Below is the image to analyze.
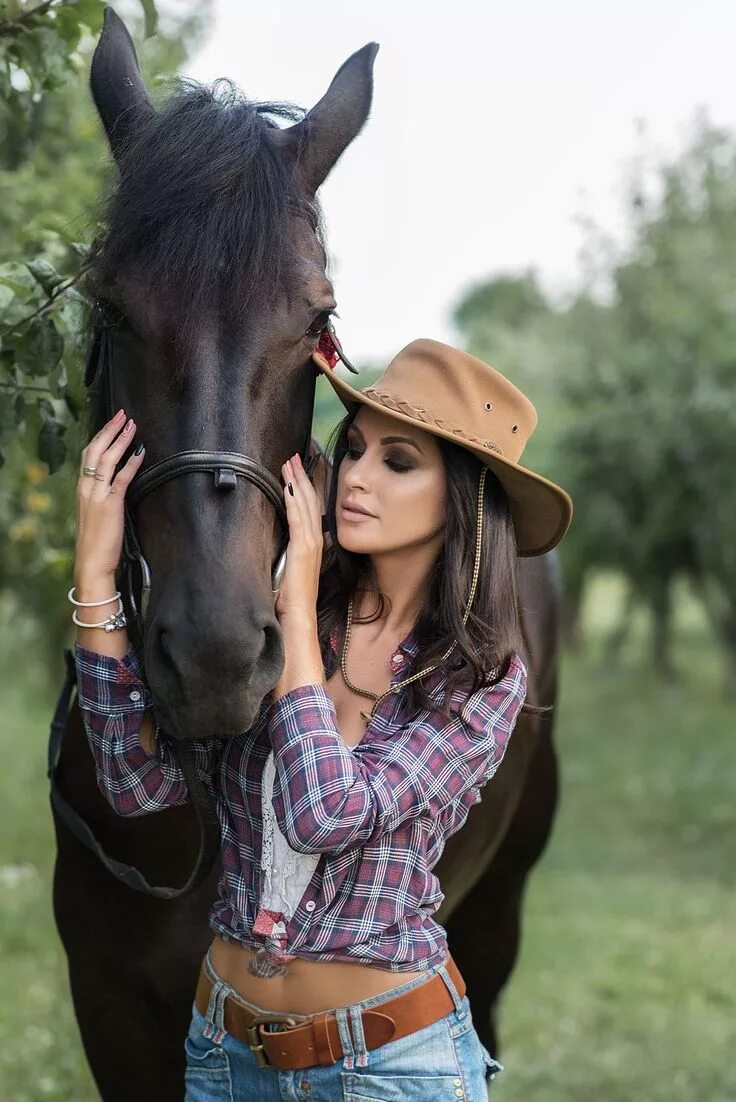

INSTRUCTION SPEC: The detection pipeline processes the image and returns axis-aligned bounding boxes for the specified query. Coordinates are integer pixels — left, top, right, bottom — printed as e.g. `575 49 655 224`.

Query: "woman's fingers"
80 408 127 471
283 454 322 544
282 458 305 534
111 442 146 493
91 418 138 487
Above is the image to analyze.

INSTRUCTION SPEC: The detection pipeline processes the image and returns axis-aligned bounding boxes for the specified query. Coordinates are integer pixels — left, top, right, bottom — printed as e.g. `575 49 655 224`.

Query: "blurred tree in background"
0 0 211 675
454 116 736 687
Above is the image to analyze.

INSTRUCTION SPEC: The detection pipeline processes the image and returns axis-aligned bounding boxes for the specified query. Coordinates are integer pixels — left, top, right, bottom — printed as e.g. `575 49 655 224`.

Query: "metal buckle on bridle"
245 1014 299 1069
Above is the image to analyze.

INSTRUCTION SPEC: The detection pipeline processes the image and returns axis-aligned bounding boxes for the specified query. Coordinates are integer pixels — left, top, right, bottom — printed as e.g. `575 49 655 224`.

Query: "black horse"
51 10 564 1100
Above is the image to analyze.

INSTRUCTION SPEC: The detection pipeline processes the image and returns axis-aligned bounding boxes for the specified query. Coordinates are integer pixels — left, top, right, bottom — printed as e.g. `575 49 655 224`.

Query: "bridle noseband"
85 302 356 637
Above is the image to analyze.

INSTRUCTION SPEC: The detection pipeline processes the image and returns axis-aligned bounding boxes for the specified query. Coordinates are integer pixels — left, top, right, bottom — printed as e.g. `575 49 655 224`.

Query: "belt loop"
436 963 464 1013
203 979 229 1044
348 1005 370 1068
335 1007 356 1070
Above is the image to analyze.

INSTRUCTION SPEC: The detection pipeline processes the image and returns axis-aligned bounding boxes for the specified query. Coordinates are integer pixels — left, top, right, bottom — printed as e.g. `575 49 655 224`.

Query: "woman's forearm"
73 570 130 659
272 612 324 700
73 570 155 751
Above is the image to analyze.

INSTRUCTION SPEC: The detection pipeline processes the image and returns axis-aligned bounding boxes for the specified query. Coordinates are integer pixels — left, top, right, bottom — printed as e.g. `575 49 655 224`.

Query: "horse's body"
51 10 563 1099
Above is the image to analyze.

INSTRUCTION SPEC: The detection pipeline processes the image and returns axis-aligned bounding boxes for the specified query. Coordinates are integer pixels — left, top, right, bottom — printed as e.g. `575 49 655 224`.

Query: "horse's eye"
306 310 334 338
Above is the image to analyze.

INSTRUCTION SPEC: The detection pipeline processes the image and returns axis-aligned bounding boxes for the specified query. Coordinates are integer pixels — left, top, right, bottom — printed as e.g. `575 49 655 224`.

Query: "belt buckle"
246 1014 298 1069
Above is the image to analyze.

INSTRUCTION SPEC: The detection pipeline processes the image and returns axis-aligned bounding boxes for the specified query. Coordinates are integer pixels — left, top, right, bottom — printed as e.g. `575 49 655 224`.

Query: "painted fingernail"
287 459 294 476
115 409 125 421
288 482 294 496
134 442 144 455
295 453 303 469
124 418 134 430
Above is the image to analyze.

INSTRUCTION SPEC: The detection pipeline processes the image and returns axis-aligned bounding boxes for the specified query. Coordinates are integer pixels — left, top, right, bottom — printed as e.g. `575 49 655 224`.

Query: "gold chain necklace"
339 467 487 725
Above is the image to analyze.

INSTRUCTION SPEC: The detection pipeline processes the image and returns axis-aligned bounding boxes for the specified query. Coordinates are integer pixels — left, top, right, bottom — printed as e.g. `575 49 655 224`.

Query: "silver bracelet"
72 598 127 632
68 585 121 608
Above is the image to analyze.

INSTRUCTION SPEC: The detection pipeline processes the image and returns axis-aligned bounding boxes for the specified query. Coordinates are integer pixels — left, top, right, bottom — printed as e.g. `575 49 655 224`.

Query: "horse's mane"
86 78 323 357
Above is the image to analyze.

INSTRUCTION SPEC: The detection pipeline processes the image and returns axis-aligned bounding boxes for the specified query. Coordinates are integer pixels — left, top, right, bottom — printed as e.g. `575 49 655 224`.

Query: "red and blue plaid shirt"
74 627 527 973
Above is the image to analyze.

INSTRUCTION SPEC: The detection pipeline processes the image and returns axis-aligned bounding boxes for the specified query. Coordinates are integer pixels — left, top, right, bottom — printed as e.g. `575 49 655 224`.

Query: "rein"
48 311 357 897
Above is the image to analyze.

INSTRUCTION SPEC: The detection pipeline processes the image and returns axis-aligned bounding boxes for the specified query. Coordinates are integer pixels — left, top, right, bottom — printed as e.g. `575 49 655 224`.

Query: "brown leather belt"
194 955 466 1070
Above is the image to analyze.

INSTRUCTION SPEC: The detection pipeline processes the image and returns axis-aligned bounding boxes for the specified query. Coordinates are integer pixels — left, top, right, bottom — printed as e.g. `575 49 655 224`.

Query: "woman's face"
335 406 447 556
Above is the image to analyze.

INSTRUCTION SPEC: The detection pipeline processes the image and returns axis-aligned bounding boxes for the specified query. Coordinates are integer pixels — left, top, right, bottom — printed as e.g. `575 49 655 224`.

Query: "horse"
50 9 563 1100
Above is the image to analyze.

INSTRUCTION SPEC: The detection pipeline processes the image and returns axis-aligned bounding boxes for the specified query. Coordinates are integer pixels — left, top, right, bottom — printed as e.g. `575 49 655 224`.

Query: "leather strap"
194 955 466 1070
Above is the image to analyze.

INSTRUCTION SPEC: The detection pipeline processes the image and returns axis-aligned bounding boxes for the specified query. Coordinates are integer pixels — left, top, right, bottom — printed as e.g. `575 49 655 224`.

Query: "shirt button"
305 901 316 912
129 690 141 702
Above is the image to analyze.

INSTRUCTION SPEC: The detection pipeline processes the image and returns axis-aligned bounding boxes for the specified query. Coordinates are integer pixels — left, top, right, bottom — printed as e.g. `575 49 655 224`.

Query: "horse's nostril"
260 617 282 661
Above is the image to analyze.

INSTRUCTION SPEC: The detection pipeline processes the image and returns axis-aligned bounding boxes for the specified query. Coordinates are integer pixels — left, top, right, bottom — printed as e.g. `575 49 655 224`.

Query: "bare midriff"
209 935 429 1015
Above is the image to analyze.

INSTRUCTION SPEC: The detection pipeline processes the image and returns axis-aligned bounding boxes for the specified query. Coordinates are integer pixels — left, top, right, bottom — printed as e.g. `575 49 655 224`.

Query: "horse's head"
88 8 377 739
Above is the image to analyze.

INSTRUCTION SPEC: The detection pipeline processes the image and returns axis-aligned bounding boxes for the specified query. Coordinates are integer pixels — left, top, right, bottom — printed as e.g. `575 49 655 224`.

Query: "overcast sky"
187 0 736 364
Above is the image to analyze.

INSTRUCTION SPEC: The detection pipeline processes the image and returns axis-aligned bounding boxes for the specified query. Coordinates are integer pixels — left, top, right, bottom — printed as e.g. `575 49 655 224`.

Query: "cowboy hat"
312 337 572 556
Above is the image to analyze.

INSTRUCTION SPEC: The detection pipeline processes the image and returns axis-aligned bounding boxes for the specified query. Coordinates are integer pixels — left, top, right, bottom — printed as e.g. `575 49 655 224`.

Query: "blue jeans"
184 949 502 1101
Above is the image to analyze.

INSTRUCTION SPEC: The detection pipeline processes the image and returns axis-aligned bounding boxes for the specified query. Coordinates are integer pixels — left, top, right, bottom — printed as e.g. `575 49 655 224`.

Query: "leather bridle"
84 300 355 636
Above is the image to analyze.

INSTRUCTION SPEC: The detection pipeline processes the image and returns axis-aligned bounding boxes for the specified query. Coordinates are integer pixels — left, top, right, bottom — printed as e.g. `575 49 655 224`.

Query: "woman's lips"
340 506 375 522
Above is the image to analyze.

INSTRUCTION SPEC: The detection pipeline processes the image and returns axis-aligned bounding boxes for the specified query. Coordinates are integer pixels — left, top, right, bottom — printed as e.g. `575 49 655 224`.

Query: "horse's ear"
276 43 379 193
90 6 155 161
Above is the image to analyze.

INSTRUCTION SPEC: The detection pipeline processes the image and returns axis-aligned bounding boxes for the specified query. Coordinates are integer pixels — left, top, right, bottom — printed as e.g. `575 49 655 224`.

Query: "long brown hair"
316 411 526 721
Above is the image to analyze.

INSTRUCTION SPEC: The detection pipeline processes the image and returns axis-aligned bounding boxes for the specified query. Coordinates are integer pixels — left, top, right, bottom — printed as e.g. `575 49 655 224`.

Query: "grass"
493 575 735 1102
0 575 733 1100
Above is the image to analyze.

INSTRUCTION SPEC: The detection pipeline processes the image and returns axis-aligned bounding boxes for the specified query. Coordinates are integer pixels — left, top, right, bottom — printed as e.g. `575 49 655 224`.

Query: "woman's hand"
74 408 145 585
275 451 325 623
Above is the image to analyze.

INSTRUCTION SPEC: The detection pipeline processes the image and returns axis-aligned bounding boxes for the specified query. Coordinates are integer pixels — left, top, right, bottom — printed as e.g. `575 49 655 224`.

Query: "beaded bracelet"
71 597 128 632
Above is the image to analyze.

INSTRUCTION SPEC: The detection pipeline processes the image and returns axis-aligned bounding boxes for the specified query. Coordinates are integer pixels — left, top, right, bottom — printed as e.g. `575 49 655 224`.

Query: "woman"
70 337 572 1101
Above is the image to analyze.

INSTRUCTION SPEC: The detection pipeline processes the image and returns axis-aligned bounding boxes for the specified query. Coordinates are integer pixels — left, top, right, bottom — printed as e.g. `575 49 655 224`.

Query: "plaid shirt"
74 627 527 972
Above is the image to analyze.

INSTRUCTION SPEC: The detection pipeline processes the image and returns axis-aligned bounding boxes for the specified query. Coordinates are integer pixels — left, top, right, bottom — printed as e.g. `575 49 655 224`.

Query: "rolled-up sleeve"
268 654 527 854
74 641 219 817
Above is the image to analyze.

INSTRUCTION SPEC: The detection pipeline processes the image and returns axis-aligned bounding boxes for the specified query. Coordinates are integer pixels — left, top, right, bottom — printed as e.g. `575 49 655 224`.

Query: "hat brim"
313 351 573 557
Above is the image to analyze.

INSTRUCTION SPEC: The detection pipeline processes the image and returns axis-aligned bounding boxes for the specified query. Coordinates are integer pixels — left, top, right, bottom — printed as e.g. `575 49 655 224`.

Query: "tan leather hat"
312 337 573 556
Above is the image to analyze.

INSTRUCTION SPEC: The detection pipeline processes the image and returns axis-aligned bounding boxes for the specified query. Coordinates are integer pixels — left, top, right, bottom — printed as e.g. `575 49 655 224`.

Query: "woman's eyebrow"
379 434 425 451
348 425 424 454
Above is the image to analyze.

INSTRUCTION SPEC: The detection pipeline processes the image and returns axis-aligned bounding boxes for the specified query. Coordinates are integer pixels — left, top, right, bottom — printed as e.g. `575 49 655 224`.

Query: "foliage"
453 117 736 680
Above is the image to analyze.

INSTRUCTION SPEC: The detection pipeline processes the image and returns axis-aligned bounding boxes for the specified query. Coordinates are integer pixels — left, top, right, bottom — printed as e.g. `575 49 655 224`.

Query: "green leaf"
138 0 159 38
0 261 38 300
38 417 67 473
26 258 64 296
65 0 107 31
36 396 56 422
15 318 64 378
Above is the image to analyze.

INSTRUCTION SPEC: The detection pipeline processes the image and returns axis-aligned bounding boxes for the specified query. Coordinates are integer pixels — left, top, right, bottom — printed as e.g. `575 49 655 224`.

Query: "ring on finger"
82 466 98 477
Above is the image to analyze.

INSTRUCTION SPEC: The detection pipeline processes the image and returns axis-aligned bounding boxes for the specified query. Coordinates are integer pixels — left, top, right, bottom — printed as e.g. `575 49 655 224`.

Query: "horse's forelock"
87 79 322 346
